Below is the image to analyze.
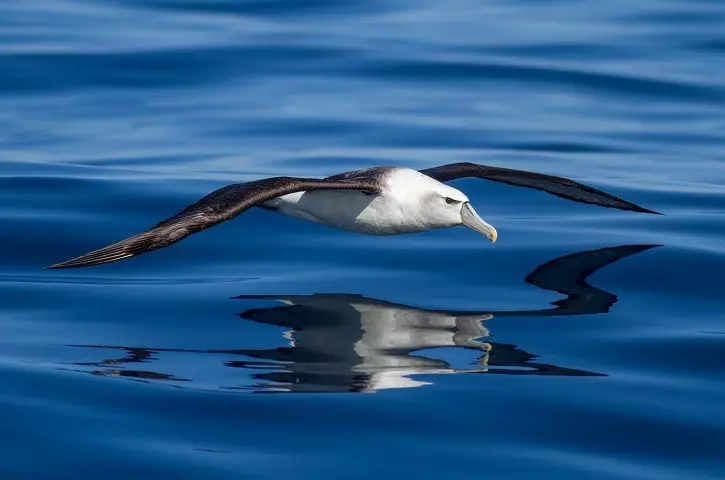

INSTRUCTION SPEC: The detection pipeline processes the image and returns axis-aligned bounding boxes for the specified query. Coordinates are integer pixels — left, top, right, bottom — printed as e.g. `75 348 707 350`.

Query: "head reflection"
71 245 658 393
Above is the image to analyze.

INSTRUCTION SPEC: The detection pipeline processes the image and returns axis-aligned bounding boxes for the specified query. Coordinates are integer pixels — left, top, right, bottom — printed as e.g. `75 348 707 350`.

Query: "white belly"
262 190 431 235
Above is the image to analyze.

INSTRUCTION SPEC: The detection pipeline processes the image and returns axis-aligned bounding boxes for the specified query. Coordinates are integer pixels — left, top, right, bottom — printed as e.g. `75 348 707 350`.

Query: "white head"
386 169 498 241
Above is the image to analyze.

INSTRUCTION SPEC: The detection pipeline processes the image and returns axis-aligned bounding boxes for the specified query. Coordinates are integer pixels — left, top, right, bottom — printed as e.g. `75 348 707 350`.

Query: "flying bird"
47 162 658 269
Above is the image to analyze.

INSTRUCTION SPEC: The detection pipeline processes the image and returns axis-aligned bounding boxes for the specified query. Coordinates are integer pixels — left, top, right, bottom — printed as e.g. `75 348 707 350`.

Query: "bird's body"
264 167 469 235
47 162 658 269
264 189 390 234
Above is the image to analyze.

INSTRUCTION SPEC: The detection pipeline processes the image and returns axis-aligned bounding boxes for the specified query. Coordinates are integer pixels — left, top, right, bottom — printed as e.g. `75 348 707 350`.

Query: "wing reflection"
70 347 191 382
68 245 659 393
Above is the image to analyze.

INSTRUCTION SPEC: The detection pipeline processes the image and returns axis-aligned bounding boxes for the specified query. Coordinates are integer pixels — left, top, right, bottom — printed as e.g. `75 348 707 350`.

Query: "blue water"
2 0 725 478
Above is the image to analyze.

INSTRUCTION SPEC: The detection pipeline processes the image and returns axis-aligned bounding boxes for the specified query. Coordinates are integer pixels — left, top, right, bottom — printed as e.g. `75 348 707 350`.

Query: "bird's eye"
445 197 457 204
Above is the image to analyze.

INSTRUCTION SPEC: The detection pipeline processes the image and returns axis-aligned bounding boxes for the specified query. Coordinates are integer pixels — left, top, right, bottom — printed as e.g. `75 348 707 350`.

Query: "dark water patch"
459 43 648 61
621 10 725 25
356 58 725 103
693 38 725 52
0 44 354 93
126 0 392 18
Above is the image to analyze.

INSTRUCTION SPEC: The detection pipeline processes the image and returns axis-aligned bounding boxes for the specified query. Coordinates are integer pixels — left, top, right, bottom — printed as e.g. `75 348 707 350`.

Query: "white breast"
263 190 424 235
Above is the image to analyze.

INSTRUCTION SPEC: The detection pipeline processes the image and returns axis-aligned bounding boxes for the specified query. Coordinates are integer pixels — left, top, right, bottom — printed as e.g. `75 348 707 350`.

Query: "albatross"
47 162 658 269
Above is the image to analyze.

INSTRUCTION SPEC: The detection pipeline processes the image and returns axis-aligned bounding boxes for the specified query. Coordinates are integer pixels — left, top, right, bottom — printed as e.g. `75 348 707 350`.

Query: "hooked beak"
461 203 498 243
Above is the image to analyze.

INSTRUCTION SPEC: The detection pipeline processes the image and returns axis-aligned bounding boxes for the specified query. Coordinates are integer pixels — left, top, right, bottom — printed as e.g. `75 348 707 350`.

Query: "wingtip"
638 206 663 215
44 261 75 270
44 260 83 270
44 251 135 270
624 244 663 254
231 294 278 300
624 202 661 215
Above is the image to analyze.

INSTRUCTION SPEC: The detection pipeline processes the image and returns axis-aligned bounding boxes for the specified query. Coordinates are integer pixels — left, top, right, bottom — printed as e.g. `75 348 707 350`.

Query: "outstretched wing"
47 176 381 269
420 162 659 214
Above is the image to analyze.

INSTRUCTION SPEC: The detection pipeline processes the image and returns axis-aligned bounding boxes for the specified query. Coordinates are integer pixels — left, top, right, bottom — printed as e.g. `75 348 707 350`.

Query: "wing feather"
47 176 381 269
420 162 659 214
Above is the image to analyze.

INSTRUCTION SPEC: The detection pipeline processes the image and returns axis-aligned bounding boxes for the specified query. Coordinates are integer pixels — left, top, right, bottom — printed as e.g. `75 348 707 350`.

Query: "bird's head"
391 169 498 242
426 183 498 242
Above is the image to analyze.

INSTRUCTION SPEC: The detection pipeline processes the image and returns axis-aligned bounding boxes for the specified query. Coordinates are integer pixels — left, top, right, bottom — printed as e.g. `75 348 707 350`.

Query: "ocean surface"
2 0 725 478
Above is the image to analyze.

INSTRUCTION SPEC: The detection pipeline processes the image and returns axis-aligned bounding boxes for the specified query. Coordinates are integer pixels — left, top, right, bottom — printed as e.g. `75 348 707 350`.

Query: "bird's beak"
461 203 498 243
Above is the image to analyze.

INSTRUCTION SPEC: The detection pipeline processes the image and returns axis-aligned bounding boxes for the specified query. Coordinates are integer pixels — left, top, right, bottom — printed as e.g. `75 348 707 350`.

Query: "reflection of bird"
233 245 658 392
71 347 189 382
488 244 660 317
48 163 656 269
67 245 658 393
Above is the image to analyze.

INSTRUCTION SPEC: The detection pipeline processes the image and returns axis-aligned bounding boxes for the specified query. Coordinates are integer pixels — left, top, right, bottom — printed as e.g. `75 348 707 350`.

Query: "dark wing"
420 162 659 214
47 176 381 269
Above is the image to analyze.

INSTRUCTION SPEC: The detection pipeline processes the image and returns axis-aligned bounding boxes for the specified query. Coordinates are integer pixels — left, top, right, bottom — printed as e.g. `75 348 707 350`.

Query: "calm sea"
2 0 725 478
